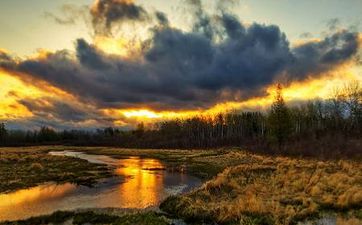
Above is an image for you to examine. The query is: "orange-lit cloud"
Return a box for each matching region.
[0,0,361,129]
[103,67,361,124]
[0,70,41,120]
[90,0,149,36]
[0,69,114,129]
[1,59,360,129]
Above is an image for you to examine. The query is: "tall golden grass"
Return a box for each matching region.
[161,151,362,224]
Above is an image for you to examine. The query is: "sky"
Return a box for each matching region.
[0,0,361,130]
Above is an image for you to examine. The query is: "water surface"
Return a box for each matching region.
[0,151,201,221]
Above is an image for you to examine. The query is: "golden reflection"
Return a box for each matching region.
[0,152,196,221]
[115,157,165,208]
[0,183,76,208]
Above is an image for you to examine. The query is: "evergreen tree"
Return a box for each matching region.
[268,84,292,150]
[134,122,145,138]
[0,123,7,144]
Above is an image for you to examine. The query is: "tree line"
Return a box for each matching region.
[0,82,361,158]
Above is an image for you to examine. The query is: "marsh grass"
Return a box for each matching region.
[160,152,362,225]
[1,146,361,224]
[0,210,170,225]
[0,147,113,193]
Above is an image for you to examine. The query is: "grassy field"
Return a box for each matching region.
[0,146,361,224]
[1,210,170,225]
[160,152,362,224]
[0,147,113,193]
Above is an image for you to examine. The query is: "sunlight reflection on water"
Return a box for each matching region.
[0,151,201,222]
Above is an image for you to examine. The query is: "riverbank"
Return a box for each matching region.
[0,146,361,224]
[43,146,266,180]
[0,147,113,193]
[1,209,170,225]
[0,147,201,224]
[160,154,362,224]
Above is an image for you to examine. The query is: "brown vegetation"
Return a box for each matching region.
[0,146,361,224]
[160,151,362,224]
[0,147,113,193]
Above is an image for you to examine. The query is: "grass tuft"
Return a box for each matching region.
[161,153,362,225]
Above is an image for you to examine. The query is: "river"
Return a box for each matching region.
[0,151,201,222]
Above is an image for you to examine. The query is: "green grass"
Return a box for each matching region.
[0,147,113,193]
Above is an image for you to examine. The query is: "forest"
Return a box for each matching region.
[1,83,361,158]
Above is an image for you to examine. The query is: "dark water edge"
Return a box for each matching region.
[0,151,201,222]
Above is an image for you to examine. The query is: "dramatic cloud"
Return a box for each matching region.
[19,98,88,122]
[11,95,120,129]
[155,11,169,27]
[187,0,216,39]
[0,1,360,130]
[290,31,359,79]
[1,16,359,111]
[90,0,149,35]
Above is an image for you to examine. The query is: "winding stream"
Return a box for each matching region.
[0,151,201,222]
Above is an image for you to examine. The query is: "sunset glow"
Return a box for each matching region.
[99,69,362,124]
[1,66,361,127]
[0,0,361,129]
[0,1,361,222]
[94,36,143,58]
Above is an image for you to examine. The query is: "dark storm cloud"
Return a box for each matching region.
[290,31,359,79]
[91,0,149,35]
[76,39,111,69]
[16,97,120,129]
[155,11,169,26]
[186,0,215,39]
[196,15,292,94]
[19,98,88,122]
[0,10,359,111]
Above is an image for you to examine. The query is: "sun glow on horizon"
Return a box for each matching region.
[104,69,362,124]
[0,60,361,128]
[123,109,162,119]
